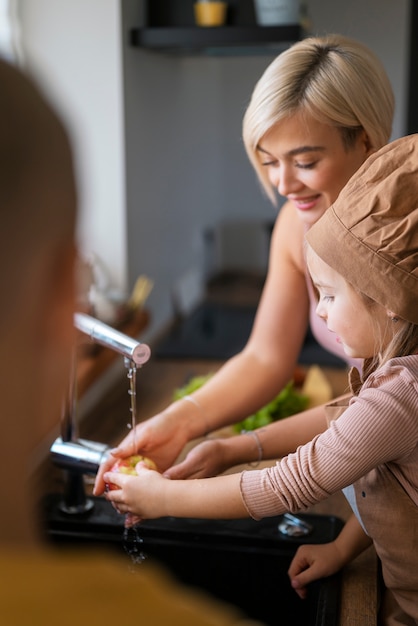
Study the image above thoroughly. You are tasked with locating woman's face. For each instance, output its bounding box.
[257,111,372,228]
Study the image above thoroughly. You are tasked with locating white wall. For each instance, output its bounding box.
[122,4,276,334]
[307,0,410,141]
[18,0,128,292]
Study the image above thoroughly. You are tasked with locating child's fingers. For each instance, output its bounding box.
[288,542,343,600]
[290,580,308,600]
[288,545,320,599]
[289,565,317,592]
[125,513,142,528]
[288,545,312,579]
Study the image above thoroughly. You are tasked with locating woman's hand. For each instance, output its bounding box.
[287,542,345,599]
[93,408,191,496]
[164,438,233,479]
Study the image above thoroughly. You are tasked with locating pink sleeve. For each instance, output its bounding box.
[240,360,418,520]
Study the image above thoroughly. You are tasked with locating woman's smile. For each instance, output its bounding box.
[289,194,321,212]
[258,112,373,228]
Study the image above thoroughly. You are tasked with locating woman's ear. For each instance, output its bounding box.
[359,129,373,157]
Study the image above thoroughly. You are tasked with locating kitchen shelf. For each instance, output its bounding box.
[130,24,302,55]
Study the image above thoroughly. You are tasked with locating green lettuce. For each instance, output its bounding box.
[173,375,308,432]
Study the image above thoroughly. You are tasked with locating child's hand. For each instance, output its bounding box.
[104,462,169,520]
[288,541,345,599]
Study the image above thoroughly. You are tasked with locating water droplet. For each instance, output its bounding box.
[123,523,148,568]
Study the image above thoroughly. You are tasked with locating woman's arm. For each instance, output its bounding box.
[165,403,329,479]
[95,204,311,493]
[288,515,372,599]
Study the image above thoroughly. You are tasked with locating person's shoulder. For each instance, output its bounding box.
[367,355,418,390]
[358,357,418,437]
[271,200,305,266]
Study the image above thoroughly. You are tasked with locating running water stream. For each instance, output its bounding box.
[126,362,137,449]
[123,361,148,565]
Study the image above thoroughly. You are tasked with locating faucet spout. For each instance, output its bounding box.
[74,312,151,366]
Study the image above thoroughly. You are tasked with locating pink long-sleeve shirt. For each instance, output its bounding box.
[240,355,418,520]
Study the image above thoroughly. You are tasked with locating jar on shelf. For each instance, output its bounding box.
[253,0,300,26]
[193,0,228,27]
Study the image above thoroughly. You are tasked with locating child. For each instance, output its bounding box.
[104,135,418,624]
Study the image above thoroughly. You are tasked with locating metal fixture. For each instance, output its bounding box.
[50,313,151,515]
[74,313,151,366]
[278,513,313,537]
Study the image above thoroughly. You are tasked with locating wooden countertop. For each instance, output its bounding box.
[76,356,378,626]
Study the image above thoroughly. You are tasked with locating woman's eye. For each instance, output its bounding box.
[296,161,317,170]
[322,295,334,303]
[261,159,278,167]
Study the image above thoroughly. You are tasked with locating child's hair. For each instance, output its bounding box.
[383,322,418,363]
[242,34,394,203]
[357,291,418,374]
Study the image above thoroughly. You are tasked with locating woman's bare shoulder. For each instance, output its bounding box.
[270,200,306,271]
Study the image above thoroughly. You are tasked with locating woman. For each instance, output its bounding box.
[94,34,395,490]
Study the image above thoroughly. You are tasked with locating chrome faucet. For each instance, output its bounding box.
[73,313,151,367]
[50,313,151,514]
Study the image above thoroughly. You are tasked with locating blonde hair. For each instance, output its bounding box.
[243,34,394,203]
[361,293,418,375]
[345,290,418,381]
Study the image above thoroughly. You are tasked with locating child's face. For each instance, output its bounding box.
[307,248,391,359]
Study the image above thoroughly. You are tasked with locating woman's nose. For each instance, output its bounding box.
[275,165,302,197]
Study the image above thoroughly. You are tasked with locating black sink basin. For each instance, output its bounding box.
[43,494,343,626]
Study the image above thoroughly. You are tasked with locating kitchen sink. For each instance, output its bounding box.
[43,494,343,626]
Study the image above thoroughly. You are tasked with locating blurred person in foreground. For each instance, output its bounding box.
[0,57,258,626]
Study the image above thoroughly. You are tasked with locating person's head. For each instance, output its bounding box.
[306,134,418,371]
[0,59,77,543]
[242,34,394,226]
